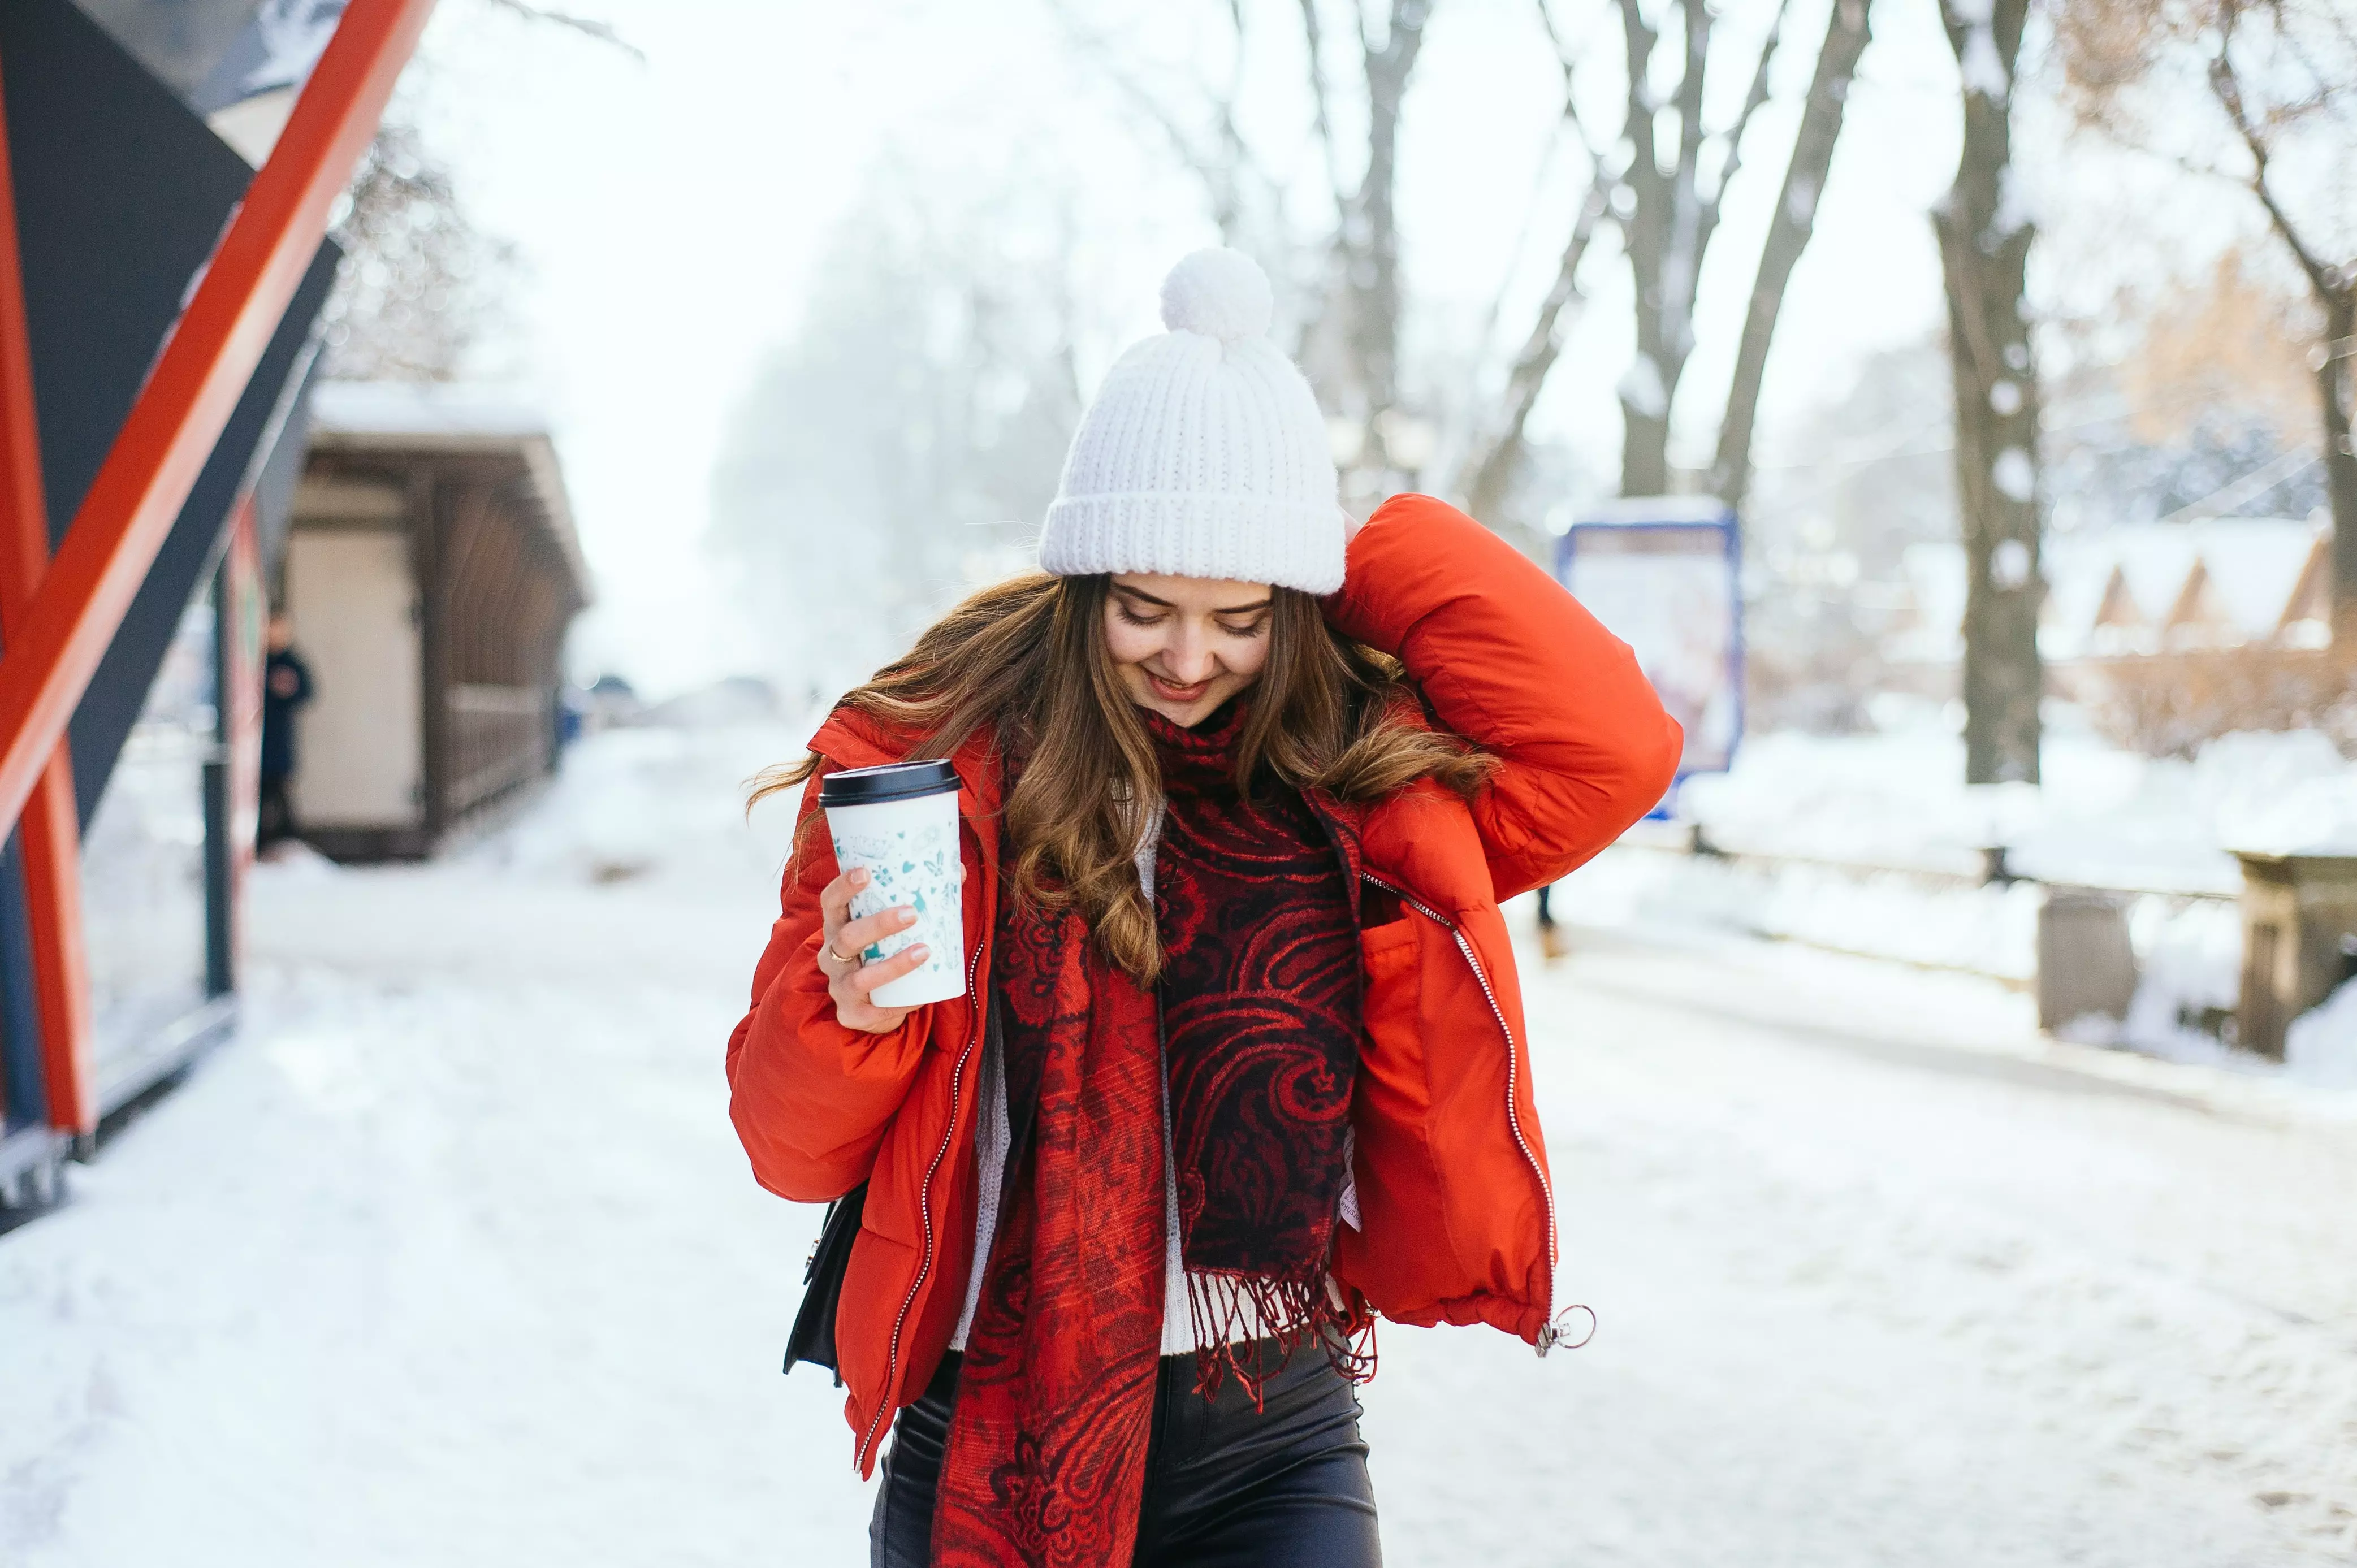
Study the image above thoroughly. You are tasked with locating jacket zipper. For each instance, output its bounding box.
[1359,871,1567,1348]
[857,938,988,1471]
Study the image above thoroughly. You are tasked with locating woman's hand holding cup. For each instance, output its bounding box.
[817,867,930,1033]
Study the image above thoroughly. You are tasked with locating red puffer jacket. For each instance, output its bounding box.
[727,494,1681,1474]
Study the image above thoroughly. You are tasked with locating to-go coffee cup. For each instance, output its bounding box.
[819,759,966,1009]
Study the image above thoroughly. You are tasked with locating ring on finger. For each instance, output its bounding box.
[825,939,864,968]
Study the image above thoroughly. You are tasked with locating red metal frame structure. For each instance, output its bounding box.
[0,67,89,1137]
[0,0,435,1135]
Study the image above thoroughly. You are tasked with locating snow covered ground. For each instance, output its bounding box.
[2,722,2354,1564]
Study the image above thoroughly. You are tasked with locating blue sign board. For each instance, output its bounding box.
[1555,497,1745,793]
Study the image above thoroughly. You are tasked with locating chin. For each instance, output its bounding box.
[1132,681,1233,727]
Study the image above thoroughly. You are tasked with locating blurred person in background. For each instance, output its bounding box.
[258,610,312,855]
[727,250,1679,1567]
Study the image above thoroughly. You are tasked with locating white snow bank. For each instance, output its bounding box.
[2287,980,2357,1089]
[2202,729,2357,855]
[1554,846,2039,981]
[2116,896,2244,1065]
[1680,706,2357,895]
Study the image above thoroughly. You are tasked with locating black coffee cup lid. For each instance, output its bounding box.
[819,759,961,807]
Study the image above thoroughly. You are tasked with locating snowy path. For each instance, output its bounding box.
[1372,925,2357,1566]
[2,726,2352,1565]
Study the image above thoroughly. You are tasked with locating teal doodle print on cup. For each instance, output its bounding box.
[818,760,966,1008]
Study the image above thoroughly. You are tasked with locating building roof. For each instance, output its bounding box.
[305,381,591,606]
[2178,520,2323,640]
[1893,516,2330,664]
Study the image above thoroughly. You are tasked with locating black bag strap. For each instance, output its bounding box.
[781,1182,865,1384]
[780,996,1027,1387]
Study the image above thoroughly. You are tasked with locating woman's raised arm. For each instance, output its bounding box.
[1325,493,1683,900]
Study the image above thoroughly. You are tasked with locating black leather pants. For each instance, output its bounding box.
[870,1341,1383,1567]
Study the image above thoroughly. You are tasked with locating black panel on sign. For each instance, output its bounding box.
[66,1,266,101]
[0,833,46,1132]
[70,253,335,825]
[0,0,342,821]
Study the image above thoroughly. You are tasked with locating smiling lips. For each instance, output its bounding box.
[1147,671,1215,704]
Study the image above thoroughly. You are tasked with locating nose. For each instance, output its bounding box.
[1160,626,1216,685]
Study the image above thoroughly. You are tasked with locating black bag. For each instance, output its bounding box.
[782,1182,865,1384]
[778,1000,1014,1387]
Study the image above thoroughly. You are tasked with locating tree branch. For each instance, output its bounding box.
[1618,0,1661,190]
[1711,0,1875,507]
[1459,164,1615,523]
[2208,8,2340,302]
[1298,0,1351,213]
[479,0,645,60]
[1710,0,1796,205]
[1675,0,1712,193]
[1536,0,1612,164]
[1045,0,1274,242]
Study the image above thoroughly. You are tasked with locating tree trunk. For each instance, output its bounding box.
[1710,0,1873,510]
[1620,397,1673,496]
[2322,291,2357,639]
[1937,0,2040,786]
[1614,0,1710,498]
[1347,0,1430,482]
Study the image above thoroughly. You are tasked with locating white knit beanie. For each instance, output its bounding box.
[1037,248,1345,594]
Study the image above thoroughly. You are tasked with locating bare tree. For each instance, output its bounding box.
[1708,0,1874,509]
[1454,1,1616,528]
[1464,0,1873,523]
[321,122,514,380]
[1610,0,1788,497]
[2060,0,2357,633]
[1050,1,1286,246]
[1318,0,1431,486]
[324,0,639,380]
[1058,0,1872,529]
[1050,0,1435,502]
[1936,0,2042,785]
[479,0,646,59]
[1456,169,1612,528]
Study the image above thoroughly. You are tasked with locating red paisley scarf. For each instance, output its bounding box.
[933,702,1366,1568]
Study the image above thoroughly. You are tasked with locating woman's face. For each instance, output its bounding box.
[1103,574,1274,727]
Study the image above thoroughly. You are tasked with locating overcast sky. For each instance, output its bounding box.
[391,0,2019,698]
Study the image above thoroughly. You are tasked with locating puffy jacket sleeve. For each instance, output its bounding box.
[725,771,941,1203]
[1326,493,1683,899]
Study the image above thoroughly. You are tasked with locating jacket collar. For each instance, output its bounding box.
[807,705,1004,878]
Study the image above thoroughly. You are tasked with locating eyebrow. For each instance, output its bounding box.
[1112,584,1274,616]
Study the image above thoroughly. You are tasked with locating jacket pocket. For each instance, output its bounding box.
[837,1225,919,1448]
[859,1045,958,1249]
[1340,912,1458,1318]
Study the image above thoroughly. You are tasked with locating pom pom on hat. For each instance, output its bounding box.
[1158,248,1274,344]
[1040,246,1342,594]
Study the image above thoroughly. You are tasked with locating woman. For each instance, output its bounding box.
[727,249,1680,1568]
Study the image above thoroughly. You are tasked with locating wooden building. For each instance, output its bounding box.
[285,383,589,861]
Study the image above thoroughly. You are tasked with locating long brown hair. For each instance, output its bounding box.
[753,573,1491,981]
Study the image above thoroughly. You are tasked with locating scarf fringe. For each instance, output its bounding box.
[1183,1267,1379,1409]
